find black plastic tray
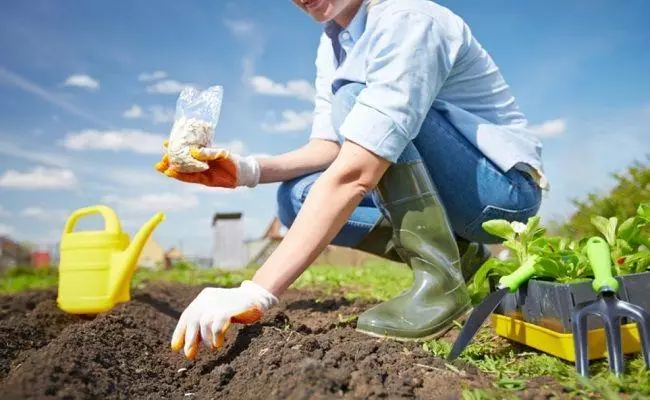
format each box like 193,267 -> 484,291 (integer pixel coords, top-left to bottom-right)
490,271 -> 650,333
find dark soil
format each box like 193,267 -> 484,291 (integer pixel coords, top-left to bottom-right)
0,281 -> 574,399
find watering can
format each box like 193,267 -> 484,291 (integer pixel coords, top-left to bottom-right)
56,205 -> 165,314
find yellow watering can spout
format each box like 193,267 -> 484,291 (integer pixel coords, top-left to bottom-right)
109,211 -> 165,303
57,205 -> 165,314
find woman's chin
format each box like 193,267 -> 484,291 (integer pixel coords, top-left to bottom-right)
313,14 -> 331,23
306,5 -> 335,23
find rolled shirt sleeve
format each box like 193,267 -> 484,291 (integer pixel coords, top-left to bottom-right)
309,33 -> 339,143
338,12 -> 460,163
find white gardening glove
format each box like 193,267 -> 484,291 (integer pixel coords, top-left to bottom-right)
156,145 -> 261,188
170,280 -> 277,359
191,147 -> 261,188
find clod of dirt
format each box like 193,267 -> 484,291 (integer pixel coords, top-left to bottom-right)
1,282 -> 572,399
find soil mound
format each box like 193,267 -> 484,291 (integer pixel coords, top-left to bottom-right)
1,282 -> 568,399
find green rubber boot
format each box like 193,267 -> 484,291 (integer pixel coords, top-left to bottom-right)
355,216 -> 403,264
456,237 -> 491,283
356,160 -> 472,341
356,218 -> 490,282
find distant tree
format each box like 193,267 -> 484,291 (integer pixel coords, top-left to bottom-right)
559,156 -> 649,238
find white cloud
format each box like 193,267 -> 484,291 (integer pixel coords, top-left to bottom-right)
138,70 -> 168,82
537,105 -> 650,223
62,129 -> 165,154
0,139 -> 70,168
0,223 -> 13,235
262,110 -> 313,133
0,205 -> 11,217
529,119 -> 567,138
21,207 -> 46,217
249,76 -> 315,102
242,57 -> 256,85
122,105 -> 174,124
224,19 -> 255,36
123,104 -> 143,119
238,32 -> 265,85
102,193 -> 199,214
104,169 -> 163,187
184,184 -> 251,195
63,74 -> 100,90
222,16 -> 265,85
0,67 -> 110,127
0,167 -> 77,189
149,106 -> 175,124
146,79 -> 193,94
21,207 -> 69,221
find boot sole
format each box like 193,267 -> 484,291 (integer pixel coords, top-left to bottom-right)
355,303 -> 473,342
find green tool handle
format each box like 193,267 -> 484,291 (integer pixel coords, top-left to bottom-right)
587,236 -> 619,293
499,256 -> 537,292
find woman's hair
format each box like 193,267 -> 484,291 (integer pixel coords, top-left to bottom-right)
365,0 -> 381,8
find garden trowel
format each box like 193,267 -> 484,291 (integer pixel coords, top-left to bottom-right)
447,256 -> 538,361
571,236 -> 650,377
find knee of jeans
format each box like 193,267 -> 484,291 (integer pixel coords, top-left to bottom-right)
331,82 -> 366,132
276,174 -> 318,227
276,180 -> 298,228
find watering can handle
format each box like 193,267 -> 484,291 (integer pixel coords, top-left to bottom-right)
63,205 -> 122,234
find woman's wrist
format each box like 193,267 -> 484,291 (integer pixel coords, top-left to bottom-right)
235,154 -> 261,188
257,140 -> 340,184
251,270 -> 286,298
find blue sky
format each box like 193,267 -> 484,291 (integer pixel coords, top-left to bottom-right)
0,0 -> 649,257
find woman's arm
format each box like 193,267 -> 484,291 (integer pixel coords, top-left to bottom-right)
169,139 -> 389,359
257,138 -> 340,184
252,139 -> 390,296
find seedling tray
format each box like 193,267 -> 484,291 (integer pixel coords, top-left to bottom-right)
491,313 -> 642,362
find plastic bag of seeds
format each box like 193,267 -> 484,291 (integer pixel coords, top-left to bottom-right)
166,85 -> 223,172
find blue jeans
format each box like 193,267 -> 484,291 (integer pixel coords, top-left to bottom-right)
277,83 -> 542,246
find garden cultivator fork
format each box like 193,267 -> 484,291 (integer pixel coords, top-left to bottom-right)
571,237 -> 650,377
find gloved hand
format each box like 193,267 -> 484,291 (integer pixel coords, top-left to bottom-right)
155,141 -> 261,188
171,280 -> 278,359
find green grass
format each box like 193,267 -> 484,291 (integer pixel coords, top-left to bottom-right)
0,265 -> 59,293
132,262 -> 256,288
0,262 -> 257,295
2,260 -> 648,398
0,259 -> 409,296
292,259 -> 412,301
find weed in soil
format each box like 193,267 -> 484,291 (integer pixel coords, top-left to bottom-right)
0,281 -> 583,400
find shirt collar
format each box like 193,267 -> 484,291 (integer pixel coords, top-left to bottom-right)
344,3 -> 367,43
323,3 -> 367,43
324,20 -> 341,40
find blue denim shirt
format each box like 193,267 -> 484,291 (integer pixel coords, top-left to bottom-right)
309,0 -> 548,188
